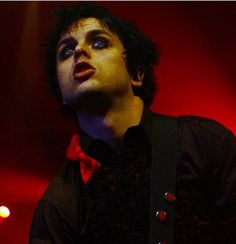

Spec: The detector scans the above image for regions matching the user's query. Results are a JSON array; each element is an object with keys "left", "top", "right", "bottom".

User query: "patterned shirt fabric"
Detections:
[{"left": 29, "top": 108, "right": 236, "bottom": 244}]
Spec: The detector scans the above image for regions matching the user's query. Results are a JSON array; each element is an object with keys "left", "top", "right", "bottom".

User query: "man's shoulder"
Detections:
[
  {"left": 34, "top": 161, "right": 83, "bottom": 229},
  {"left": 41, "top": 161, "right": 80, "bottom": 206},
  {"left": 150, "top": 111, "right": 234, "bottom": 143},
  {"left": 176, "top": 114, "right": 234, "bottom": 139}
]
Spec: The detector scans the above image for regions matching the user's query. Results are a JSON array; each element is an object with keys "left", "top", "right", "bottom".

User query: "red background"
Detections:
[{"left": 0, "top": 2, "right": 236, "bottom": 243}]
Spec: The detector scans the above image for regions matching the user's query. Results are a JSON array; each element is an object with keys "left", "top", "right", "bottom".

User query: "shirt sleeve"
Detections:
[
  {"left": 214, "top": 129, "right": 236, "bottom": 241},
  {"left": 177, "top": 116, "right": 236, "bottom": 242},
  {"left": 29, "top": 162, "right": 84, "bottom": 244},
  {"left": 29, "top": 200, "right": 77, "bottom": 244}
]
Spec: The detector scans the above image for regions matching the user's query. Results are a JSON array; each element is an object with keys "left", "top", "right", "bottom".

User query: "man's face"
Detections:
[{"left": 56, "top": 17, "right": 136, "bottom": 106}]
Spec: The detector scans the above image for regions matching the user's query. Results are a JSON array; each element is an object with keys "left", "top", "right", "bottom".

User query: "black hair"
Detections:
[{"left": 44, "top": 2, "right": 160, "bottom": 109}]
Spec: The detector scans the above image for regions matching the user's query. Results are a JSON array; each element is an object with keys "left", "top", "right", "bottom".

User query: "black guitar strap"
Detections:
[{"left": 149, "top": 114, "right": 178, "bottom": 244}]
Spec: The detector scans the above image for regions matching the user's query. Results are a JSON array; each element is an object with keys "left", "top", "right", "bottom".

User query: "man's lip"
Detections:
[
  {"left": 73, "top": 68, "right": 95, "bottom": 81},
  {"left": 73, "top": 62, "right": 95, "bottom": 82}
]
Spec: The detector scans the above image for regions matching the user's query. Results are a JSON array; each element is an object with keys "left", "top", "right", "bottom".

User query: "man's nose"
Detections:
[{"left": 74, "top": 44, "right": 90, "bottom": 61}]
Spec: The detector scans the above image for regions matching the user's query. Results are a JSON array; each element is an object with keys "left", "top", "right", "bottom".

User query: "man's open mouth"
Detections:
[{"left": 73, "top": 62, "right": 96, "bottom": 82}]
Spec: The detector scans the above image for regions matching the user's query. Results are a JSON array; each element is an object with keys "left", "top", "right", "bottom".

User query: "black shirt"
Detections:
[{"left": 29, "top": 109, "right": 236, "bottom": 243}]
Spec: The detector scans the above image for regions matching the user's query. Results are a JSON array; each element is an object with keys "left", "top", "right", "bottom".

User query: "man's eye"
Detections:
[
  {"left": 92, "top": 38, "right": 108, "bottom": 49},
  {"left": 60, "top": 47, "right": 74, "bottom": 60}
]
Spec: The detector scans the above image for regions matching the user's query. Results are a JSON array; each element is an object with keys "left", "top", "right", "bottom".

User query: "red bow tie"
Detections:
[{"left": 66, "top": 134, "right": 101, "bottom": 184}]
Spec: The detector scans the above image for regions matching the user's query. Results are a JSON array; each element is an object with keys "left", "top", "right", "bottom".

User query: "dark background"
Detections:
[{"left": 0, "top": 2, "right": 236, "bottom": 243}]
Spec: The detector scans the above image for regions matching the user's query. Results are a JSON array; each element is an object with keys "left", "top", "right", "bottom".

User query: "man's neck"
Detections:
[{"left": 76, "top": 95, "right": 144, "bottom": 151}]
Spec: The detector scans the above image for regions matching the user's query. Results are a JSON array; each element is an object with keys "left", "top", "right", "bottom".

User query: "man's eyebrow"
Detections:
[
  {"left": 86, "top": 29, "right": 111, "bottom": 38},
  {"left": 57, "top": 29, "right": 112, "bottom": 50},
  {"left": 57, "top": 36, "right": 75, "bottom": 50}
]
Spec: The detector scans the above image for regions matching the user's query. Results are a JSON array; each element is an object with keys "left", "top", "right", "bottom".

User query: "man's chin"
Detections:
[{"left": 68, "top": 91, "right": 112, "bottom": 112}]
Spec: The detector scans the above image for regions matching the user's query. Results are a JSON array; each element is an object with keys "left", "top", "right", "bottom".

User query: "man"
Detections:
[{"left": 30, "top": 3, "right": 236, "bottom": 243}]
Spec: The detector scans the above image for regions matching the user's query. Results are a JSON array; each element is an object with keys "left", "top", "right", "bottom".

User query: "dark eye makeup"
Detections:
[
  {"left": 57, "top": 34, "right": 110, "bottom": 60},
  {"left": 60, "top": 46, "right": 75, "bottom": 60},
  {"left": 91, "top": 37, "right": 109, "bottom": 49}
]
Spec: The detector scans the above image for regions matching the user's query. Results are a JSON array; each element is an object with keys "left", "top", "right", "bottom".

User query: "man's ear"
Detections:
[{"left": 131, "top": 68, "right": 144, "bottom": 88}]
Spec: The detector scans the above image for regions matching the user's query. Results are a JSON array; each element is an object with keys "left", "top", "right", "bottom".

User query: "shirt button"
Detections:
[
  {"left": 164, "top": 192, "right": 176, "bottom": 202},
  {"left": 156, "top": 210, "right": 167, "bottom": 222}
]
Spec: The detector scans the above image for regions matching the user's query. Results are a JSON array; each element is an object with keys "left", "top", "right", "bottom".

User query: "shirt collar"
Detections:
[{"left": 79, "top": 106, "right": 154, "bottom": 158}]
